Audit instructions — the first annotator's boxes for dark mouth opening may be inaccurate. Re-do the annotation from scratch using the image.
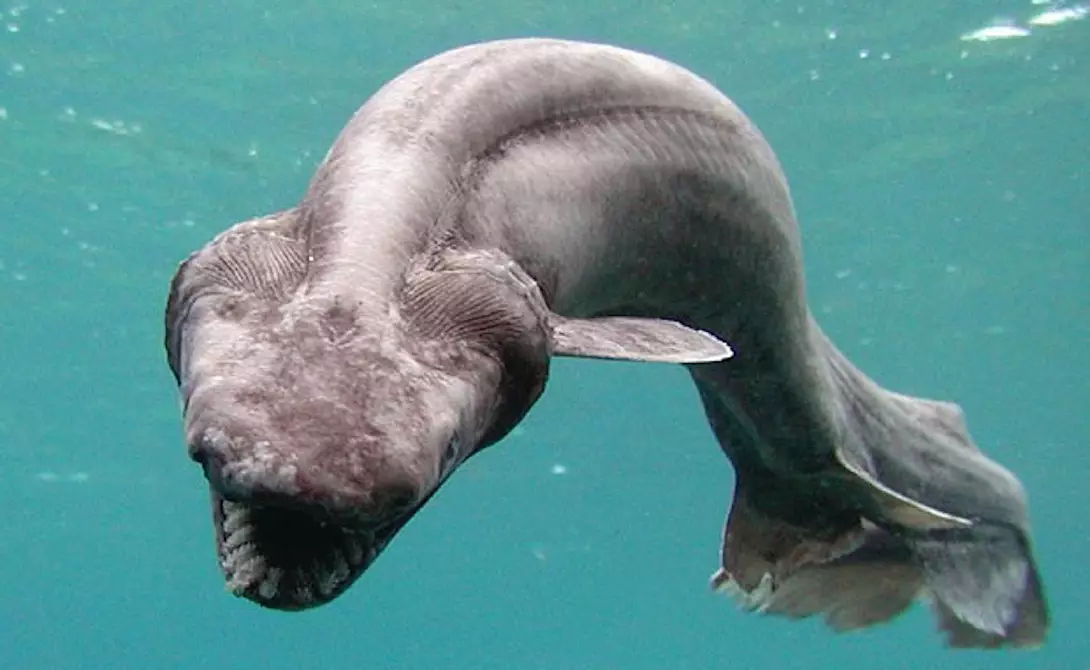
[210,491,379,610]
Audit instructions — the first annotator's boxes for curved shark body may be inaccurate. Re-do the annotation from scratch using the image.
[164,38,1047,648]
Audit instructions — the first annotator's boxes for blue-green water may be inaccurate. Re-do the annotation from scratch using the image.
[1,1,1087,668]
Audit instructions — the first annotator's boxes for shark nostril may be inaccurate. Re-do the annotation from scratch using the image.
[190,443,209,467]
[189,433,231,492]
[189,436,212,467]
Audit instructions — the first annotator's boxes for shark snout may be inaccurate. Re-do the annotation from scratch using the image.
[188,425,424,524]
[189,427,302,507]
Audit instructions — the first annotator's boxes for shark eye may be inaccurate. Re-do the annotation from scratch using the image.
[439,435,462,480]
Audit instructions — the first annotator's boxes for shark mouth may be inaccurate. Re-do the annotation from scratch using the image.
[209,491,386,610]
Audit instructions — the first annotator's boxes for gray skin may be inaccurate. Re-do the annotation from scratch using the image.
[165,38,1047,648]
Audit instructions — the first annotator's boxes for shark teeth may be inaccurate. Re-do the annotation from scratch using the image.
[215,497,371,607]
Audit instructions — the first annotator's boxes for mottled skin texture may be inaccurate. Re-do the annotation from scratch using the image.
[164,39,1048,648]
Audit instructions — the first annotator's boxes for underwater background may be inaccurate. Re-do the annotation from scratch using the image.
[1,0,1087,668]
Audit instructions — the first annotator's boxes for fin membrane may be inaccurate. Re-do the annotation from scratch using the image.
[712,485,918,631]
[712,485,1048,647]
[908,523,1048,648]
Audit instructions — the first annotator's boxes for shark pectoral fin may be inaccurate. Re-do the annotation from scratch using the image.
[549,314,733,364]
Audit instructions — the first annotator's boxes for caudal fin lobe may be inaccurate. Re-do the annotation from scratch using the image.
[908,523,1048,648]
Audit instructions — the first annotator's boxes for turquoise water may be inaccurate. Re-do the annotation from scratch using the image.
[2,1,1087,668]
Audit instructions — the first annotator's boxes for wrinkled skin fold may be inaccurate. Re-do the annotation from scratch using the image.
[164,38,1048,648]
